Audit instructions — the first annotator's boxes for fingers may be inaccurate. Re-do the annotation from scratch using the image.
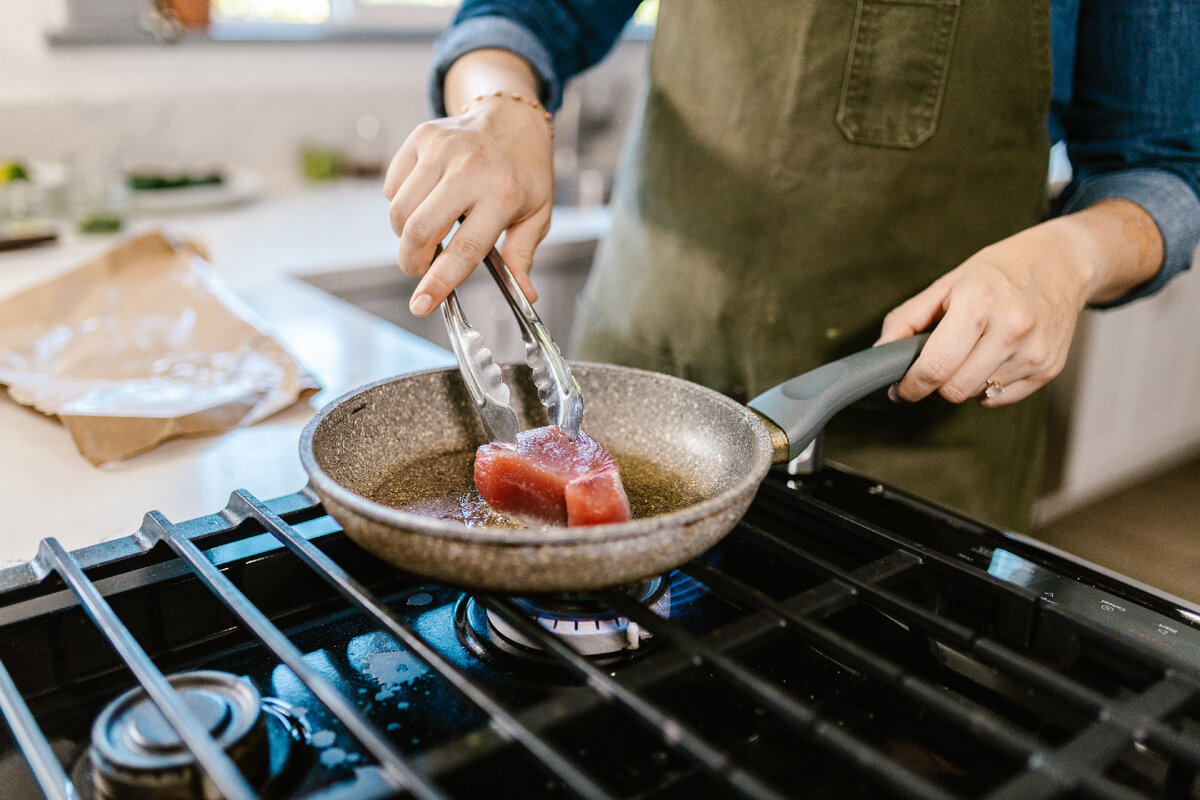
[408,206,508,316]
[895,295,1003,403]
[389,160,465,278]
[388,165,450,275]
[385,99,555,316]
[977,377,1040,407]
[894,296,1039,405]
[402,206,549,315]
[497,210,552,303]
[908,329,1029,404]
[876,215,1098,410]
[875,279,948,346]
[877,277,999,403]
[382,133,419,200]
[390,153,552,315]
[885,271,1071,407]
[899,340,983,404]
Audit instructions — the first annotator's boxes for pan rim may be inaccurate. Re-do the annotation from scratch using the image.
[298,362,775,546]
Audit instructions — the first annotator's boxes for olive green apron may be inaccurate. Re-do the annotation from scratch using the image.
[570,0,1053,530]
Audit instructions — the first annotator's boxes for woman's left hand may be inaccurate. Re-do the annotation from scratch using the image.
[876,199,1163,407]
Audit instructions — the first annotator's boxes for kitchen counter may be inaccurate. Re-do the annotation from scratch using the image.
[5,179,1195,566]
[0,181,610,564]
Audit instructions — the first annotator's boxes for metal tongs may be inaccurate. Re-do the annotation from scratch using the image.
[440,244,584,445]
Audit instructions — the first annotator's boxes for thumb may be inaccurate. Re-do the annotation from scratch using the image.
[875,285,947,346]
[498,213,550,303]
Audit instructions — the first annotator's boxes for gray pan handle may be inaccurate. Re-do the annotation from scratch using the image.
[746,334,929,462]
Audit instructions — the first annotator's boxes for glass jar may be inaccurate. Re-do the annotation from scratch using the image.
[70,147,129,235]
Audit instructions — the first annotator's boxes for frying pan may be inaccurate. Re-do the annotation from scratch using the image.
[299,335,927,593]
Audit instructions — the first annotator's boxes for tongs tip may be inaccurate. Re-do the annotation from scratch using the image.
[557,399,584,441]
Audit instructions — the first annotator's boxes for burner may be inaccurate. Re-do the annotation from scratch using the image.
[88,671,269,799]
[458,577,670,663]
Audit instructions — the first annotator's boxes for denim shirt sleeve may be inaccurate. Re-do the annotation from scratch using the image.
[1051,0,1200,306]
[428,1,641,115]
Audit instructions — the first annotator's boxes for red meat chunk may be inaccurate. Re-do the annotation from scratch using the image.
[564,469,632,527]
[474,426,633,526]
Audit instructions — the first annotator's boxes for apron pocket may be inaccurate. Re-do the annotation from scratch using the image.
[836,0,962,149]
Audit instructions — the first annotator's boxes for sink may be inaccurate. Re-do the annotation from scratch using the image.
[299,231,600,364]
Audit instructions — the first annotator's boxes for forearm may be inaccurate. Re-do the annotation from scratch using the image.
[1056,170,1200,307]
[444,49,542,117]
[1063,198,1165,307]
[429,3,641,115]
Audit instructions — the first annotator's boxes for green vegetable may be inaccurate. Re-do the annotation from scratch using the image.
[127,171,225,192]
[78,213,124,234]
[301,148,344,182]
[0,160,30,184]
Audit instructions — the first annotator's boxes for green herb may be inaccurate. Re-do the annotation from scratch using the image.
[127,171,225,192]
[78,213,124,234]
[0,160,30,183]
[301,148,344,182]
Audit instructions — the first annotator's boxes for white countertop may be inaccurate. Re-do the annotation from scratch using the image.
[0,181,609,565]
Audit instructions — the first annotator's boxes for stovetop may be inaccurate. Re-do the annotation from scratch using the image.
[2,466,1199,799]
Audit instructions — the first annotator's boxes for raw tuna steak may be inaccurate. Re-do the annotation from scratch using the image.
[474,426,633,526]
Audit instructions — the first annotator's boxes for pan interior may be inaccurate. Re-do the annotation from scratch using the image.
[303,363,773,540]
[366,449,705,528]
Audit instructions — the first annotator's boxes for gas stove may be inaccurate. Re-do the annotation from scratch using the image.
[2,465,1200,799]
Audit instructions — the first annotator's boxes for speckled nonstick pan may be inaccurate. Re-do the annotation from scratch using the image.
[299,336,926,593]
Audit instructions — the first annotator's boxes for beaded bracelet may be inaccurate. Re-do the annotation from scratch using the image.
[458,90,555,137]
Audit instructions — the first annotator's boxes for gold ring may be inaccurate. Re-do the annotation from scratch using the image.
[984,381,1004,399]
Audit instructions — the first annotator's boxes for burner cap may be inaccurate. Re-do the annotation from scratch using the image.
[90,671,268,799]
[472,577,671,659]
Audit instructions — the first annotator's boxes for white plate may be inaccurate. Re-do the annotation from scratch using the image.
[129,167,263,214]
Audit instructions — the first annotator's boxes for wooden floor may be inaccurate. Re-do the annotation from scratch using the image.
[1033,456,1200,605]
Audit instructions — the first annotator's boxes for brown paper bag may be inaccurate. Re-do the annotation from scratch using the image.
[0,231,320,464]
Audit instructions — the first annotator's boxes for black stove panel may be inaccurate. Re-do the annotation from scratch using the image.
[1,468,1199,800]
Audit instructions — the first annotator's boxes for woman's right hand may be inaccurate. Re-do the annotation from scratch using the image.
[383,49,556,317]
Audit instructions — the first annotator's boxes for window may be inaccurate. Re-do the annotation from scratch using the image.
[50,0,655,46]
[208,0,459,40]
[50,0,459,45]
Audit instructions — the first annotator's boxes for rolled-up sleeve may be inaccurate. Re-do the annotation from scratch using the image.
[1060,168,1200,305]
[428,1,642,115]
[1055,0,1200,306]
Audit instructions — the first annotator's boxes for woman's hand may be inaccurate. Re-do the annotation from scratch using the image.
[384,50,555,316]
[877,199,1164,406]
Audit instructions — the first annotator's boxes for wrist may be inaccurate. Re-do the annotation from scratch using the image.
[1066,199,1164,306]
[444,48,541,116]
[1053,213,1106,309]
[458,91,555,138]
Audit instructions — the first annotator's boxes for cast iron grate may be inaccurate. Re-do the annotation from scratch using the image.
[1,472,1199,800]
